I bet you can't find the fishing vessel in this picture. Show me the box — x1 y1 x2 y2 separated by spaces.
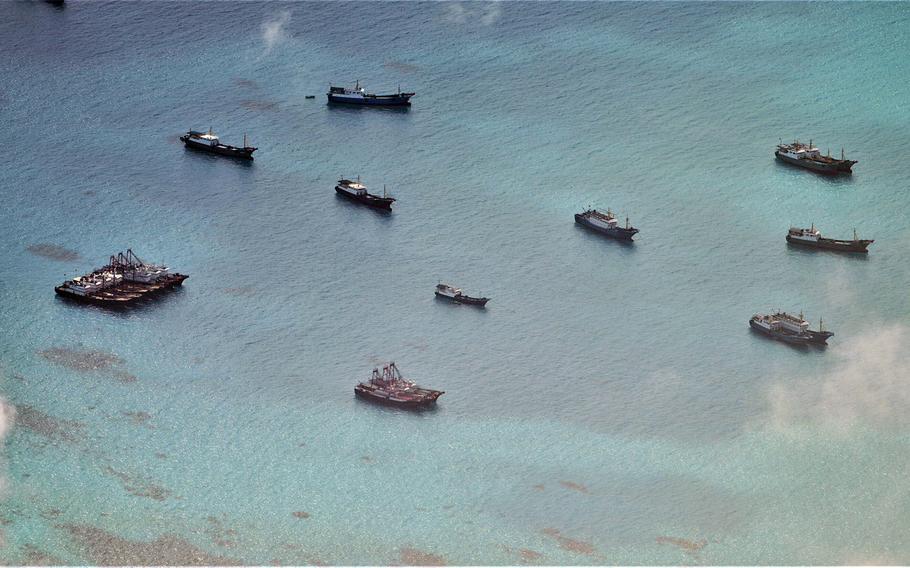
787 225 873 253
434 283 489 307
749 311 833 345
180 128 257 159
574 208 638 240
327 81 414 106
774 140 856 174
55 249 188 306
354 362 444 409
335 177 395 210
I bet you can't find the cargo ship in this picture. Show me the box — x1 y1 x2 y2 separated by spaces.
434 283 489 307
55 249 188 306
787 225 873 253
749 311 833 345
335 177 395 210
575 208 638 240
354 362 444 409
774 140 856 174
327 81 414 107
180 128 256 159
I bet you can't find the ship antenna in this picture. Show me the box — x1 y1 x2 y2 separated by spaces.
854 227 857 240
625 215 629 229
383 184 387 198
841 147 845 160
243 133 247 148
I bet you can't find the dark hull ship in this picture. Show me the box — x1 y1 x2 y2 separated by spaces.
775 140 856 174
180 129 256 160
435 283 489 307
55 249 188 306
335 178 395 210
787 225 873 253
575 208 638 240
327 81 414 107
749 312 833 346
354 362 443 409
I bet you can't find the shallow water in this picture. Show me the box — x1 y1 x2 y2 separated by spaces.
1 1 909 564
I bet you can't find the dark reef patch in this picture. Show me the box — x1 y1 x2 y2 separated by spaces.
558 480 590 494
60 523 241 565
205 515 239 548
22 544 66 566
101 466 171 501
655 535 707 555
383 60 420 73
240 99 279 111
399 546 447 566
26 244 80 262
291 511 310 519
122 411 153 427
234 78 257 88
15 404 85 444
540 528 596 555
38 347 137 383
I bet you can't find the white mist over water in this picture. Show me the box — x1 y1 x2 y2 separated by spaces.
767 324 910 433
260 9 291 56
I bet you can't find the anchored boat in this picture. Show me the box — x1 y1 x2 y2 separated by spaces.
335 177 395 210
575 208 638 240
55 249 188 306
327 81 414 107
749 311 833 345
354 362 443 409
434 283 489 307
180 128 256 159
787 225 873 253
775 140 856 174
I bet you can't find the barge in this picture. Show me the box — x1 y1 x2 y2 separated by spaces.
749 311 833 345
327 81 414 107
775 140 856 174
435 283 489 307
55 249 188 306
355 362 443 409
180 128 256 160
787 225 873 253
575 208 638 240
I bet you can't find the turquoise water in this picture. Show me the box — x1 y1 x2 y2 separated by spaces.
1 1 909 564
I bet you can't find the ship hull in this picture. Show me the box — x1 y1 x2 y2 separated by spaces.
327 93 413 106
354 388 440 409
55 274 188 306
181 137 255 160
335 187 394 210
775 151 854 174
786 235 872 253
435 291 489 307
575 214 638 240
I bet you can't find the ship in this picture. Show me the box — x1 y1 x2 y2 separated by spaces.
335 177 396 210
787 224 873 253
434 283 489 307
749 311 833 345
327 81 414 107
179 128 256 160
774 140 856 174
55 249 188 306
574 208 638 240
354 362 444 409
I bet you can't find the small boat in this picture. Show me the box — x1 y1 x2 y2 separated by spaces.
574 208 638 240
787 225 873 253
305 95 316 99
355 362 443 409
180 128 257 160
434 283 489 307
775 139 856 174
335 177 395 210
327 81 414 107
749 311 833 345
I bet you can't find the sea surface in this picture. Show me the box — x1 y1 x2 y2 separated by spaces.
1 1 909 564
